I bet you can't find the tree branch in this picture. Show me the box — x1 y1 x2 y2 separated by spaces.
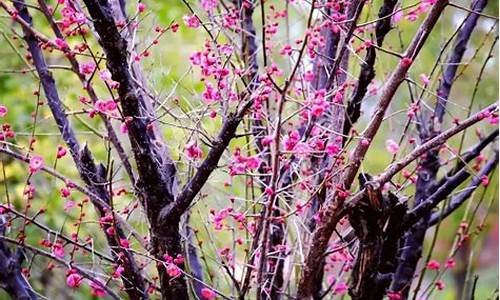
0 217 38 300
343 0 398 137
391 1 488 295
429 152 498 225
296 2 449 297
13 1 147 298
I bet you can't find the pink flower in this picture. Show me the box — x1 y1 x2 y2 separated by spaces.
90 279 107 297
406 13 418 22
201 0 218 12
105 100 117 111
427 259 440 270
120 122 128 134
333 90 344 104
185 141 203 160
79 62 96 75
53 242 65 258
54 38 69 50
0 204 12 214
392 9 403 24
183 15 200 28
360 138 371 146
137 3 146 13
189 51 202 65
262 135 273 147
326 143 340 156
304 70 315 82
489 114 499 124
385 139 400 155
66 272 82 288
387 291 402 300
29 155 44 174
95 100 107 113
61 187 71 197
99 69 112 81
64 200 76 211
283 130 300 151
56 145 67 159
401 57 413 67
293 142 312 158
419 73 430 86
113 265 124 278
480 175 489 187
279 44 293 56
202 82 221 103
0 105 7 117
445 258 455 269
435 280 445 291
95 100 117 113
245 156 261 170
333 282 348 295
201 287 217 300
166 263 181 277
119 238 130 248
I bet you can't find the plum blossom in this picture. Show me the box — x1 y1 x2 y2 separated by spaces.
66 272 82 288
29 155 44 174
184 15 201 28
326 143 340 157
480 175 489 187
283 130 300 151
202 82 221 103
0 105 7 117
201 288 217 300
90 279 107 297
120 122 128 134
387 291 402 300
309 90 329 117
54 38 69 50
119 238 130 248
95 100 117 113
419 73 430 86
489 114 499 124
137 3 146 13
304 70 315 82
185 141 203 160
333 282 348 295
445 258 455 269
99 69 119 89
166 263 181 277
293 142 312 158
79 62 96 75
279 44 293 56
64 200 76 211
53 242 65 258
385 139 400 155
99 69 112 81
435 280 445 291
426 259 440 270
56 145 67 159
113 265 125 279
201 0 218 12
401 57 413 67
391 9 403 24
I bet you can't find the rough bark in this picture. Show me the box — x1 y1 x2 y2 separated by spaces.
344 0 398 137
15 1 147 298
0 217 38 300
391 1 488 296
296 2 448 298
